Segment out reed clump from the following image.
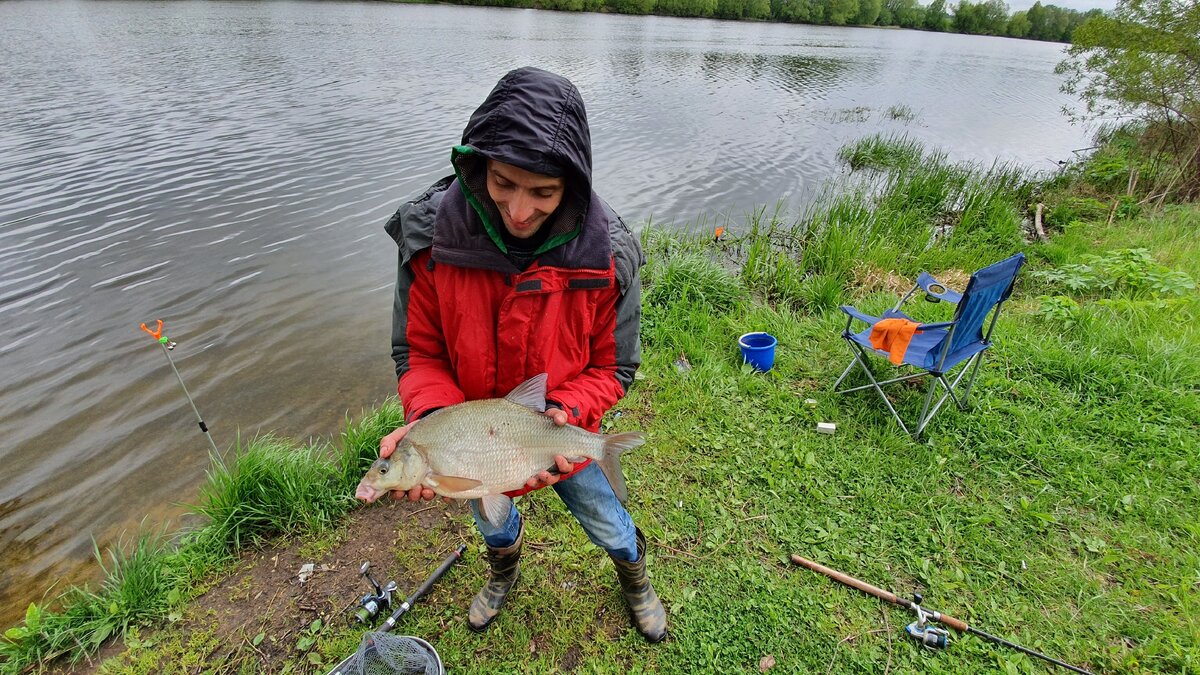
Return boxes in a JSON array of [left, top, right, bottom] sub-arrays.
[[645, 134, 1040, 316]]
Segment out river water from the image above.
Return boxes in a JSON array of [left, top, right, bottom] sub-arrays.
[[0, 0, 1088, 627]]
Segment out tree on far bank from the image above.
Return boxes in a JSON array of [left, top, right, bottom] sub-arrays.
[[657, 0, 717, 16], [605, 0, 657, 12], [855, 0, 884, 24], [1006, 9, 1031, 36], [444, 0, 1097, 42], [952, 0, 1008, 34], [924, 0, 950, 29], [746, 0, 773, 17], [826, 0, 861, 23], [1058, 0, 1200, 199], [886, 0, 927, 27]]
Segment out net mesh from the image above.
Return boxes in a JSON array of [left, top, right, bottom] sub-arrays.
[[342, 632, 442, 675]]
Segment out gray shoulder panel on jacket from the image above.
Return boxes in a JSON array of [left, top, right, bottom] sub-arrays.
[[599, 200, 645, 294], [384, 175, 454, 267]]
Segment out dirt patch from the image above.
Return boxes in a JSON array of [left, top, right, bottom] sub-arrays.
[[55, 500, 471, 675], [852, 265, 912, 296], [852, 265, 972, 299], [559, 643, 582, 670], [594, 603, 627, 641], [933, 268, 971, 291]]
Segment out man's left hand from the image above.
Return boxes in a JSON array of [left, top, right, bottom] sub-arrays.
[[543, 406, 568, 427], [524, 454, 575, 490]]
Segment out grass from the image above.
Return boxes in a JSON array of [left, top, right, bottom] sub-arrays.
[[4, 136, 1198, 674], [887, 104, 917, 121], [838, 133, 925, 171], [0, 532, 177, 667]]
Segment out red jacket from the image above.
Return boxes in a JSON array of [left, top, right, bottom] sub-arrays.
[[384, 71, 644, 496]]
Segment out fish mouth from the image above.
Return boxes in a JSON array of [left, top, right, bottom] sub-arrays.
[[355, 480, 380, 503]]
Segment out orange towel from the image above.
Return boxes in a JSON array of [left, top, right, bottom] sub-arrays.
[[869, 318, 923, 365]]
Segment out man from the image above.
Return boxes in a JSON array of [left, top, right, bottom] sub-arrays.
[[378, 67, 665, 643]]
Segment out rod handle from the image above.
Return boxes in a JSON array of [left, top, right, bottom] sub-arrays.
[[382, 543, 467, 631], [409, 543, 466, 601], [790, 554, 970, 632], [935, 610, 968, 632], [790, 554, 899, 604]]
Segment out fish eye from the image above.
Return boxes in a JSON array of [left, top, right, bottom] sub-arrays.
[[378, 465, 388, 475]]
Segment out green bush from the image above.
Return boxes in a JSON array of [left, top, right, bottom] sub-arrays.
[[1031, 248, 1196, 298]]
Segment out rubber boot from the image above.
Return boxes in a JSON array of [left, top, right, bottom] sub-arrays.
[[467, 523, 523, 631], [610, 528, 667, 643]]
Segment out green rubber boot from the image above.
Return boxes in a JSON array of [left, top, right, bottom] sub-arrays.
[[610, 528, 667, 643], [467, 524, 523, 631]]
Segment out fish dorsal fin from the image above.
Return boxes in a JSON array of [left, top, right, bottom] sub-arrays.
[[504, 373, 548, 412]]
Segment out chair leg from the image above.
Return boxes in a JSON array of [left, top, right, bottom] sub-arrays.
[[915, 376, 939, 439], [957, 353, 986, 409], [833, 358, 858, 390], [915, 375, 958, 439], [834, 338, 880, 392], [837, 342, 911, 436], [837, 342, 992, 440]]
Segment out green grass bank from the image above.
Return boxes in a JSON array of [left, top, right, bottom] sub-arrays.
[[3, 134, 1197, 674]]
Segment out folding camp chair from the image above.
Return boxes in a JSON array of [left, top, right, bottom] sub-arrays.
[[833, 253, 1026, 439]]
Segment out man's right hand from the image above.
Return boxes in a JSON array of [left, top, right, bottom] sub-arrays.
[[379, 422, 445, 503]]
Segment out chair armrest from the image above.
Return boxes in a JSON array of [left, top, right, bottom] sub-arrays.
[[917, 272, 963, 304], [839, 305, 880, 326], [917, 320, 955, 331]]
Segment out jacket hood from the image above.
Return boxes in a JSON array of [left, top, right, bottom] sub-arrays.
[[450, 67, 593, 255]]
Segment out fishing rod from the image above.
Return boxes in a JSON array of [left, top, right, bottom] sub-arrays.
[[138, 319, 225, 468], [790, 554, 1094, 675], [327, 543, 467, 675]]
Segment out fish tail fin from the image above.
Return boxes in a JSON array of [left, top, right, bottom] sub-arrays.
[[598, 432, 644, 505]]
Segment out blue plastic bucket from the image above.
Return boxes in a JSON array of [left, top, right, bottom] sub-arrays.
[[738, 332, 777, 372]]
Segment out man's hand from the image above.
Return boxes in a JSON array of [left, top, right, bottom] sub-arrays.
[[379, 421, 414, 459], [524, 446, 575, 493], [543, 406, 569, 427], [524, 408, 574, 489], [378, 422, 443, 503]]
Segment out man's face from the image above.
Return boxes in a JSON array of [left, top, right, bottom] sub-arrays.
[[485, 159, 566, 240]]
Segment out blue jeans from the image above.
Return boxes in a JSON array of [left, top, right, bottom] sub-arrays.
[[469, 462, 639, 561]]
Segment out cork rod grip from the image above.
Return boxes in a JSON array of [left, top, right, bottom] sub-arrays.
[[790, 554, 899, 603], [790, 553, 971, 633]]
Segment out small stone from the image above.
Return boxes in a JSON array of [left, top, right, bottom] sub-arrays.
[[759, 655, 776, 671]]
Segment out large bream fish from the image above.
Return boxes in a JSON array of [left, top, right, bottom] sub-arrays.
[[355, 374, 644, 526]]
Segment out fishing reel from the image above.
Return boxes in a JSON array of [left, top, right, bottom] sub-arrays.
[[904, 593, 950, 649], [350, 561, 398, 626]]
